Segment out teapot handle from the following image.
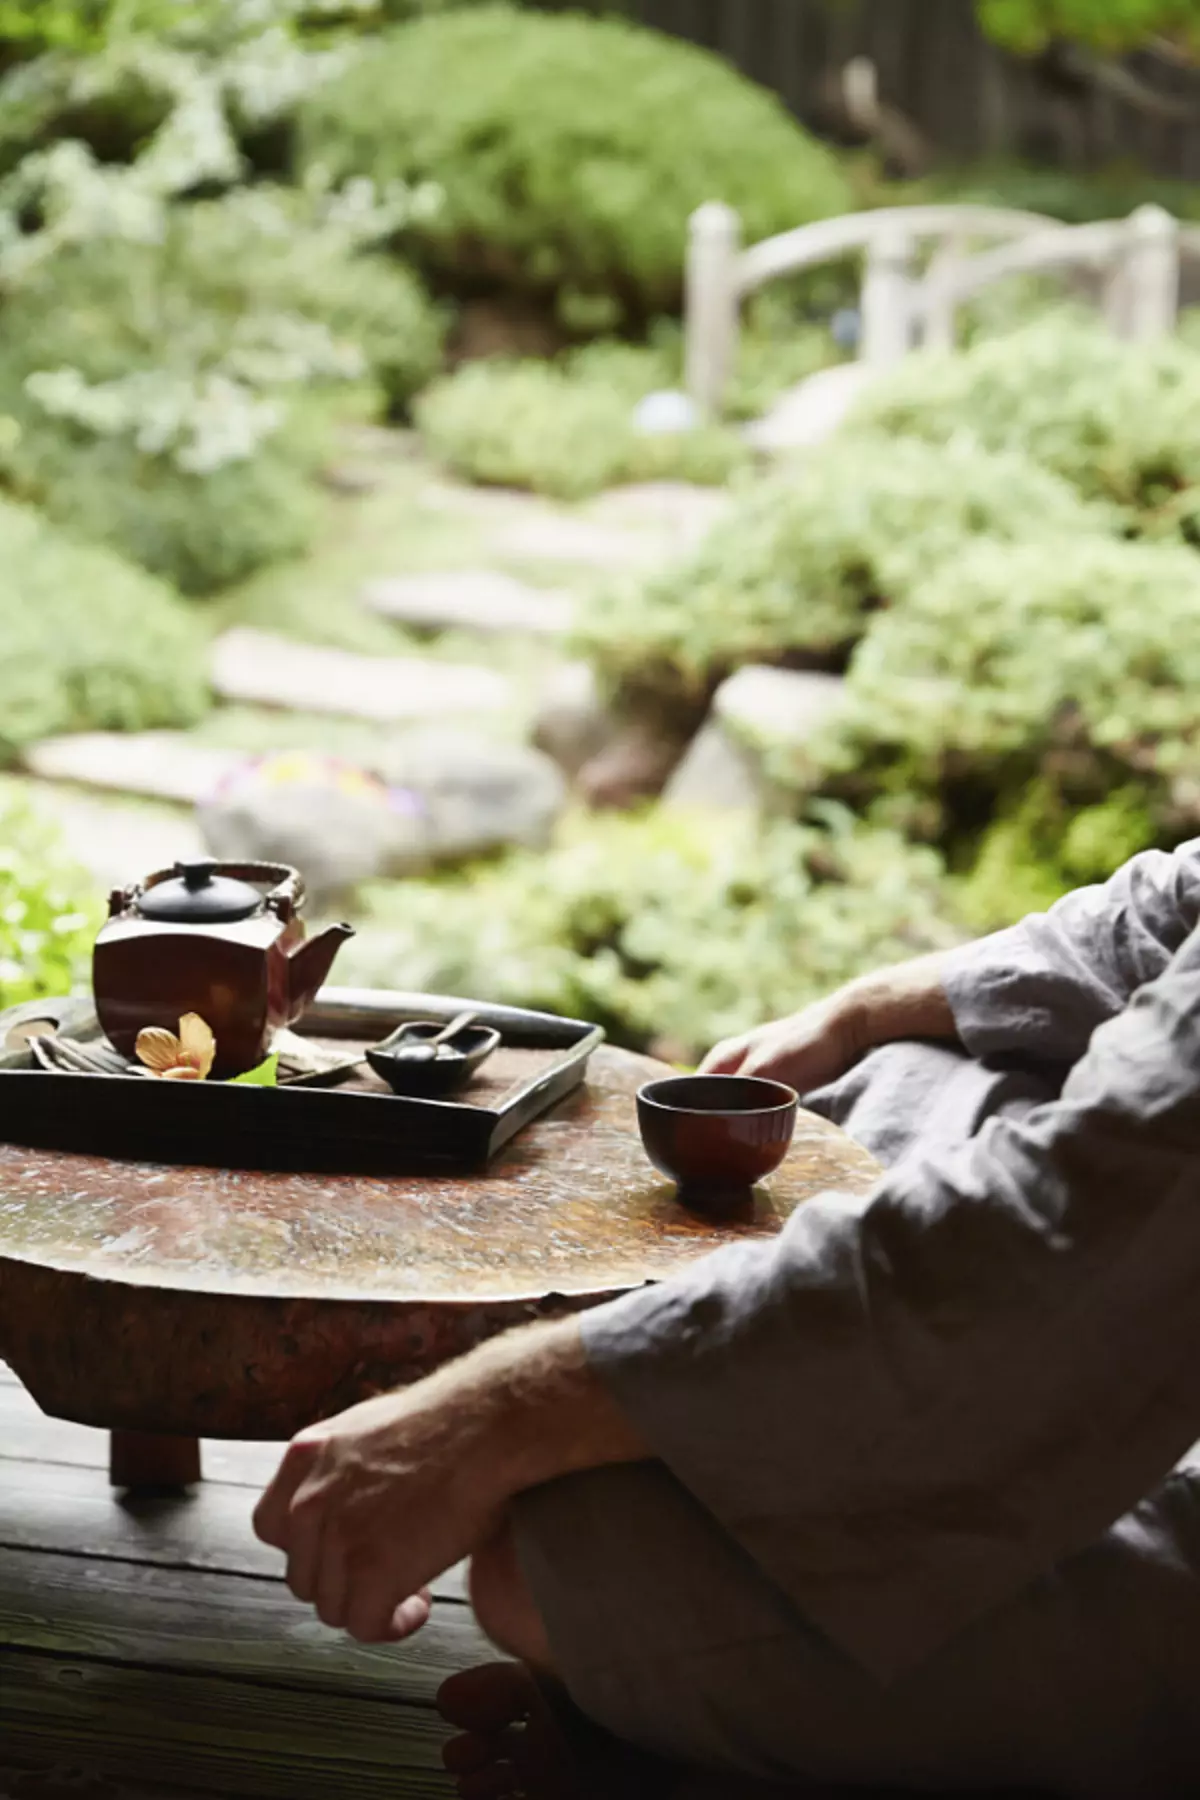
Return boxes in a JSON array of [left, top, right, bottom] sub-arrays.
[[112, 861, 307, 921]]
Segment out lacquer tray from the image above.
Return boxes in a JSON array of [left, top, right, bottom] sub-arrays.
[[0, 987, 604, 1173]]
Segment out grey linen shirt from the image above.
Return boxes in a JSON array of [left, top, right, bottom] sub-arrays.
[[581, 841, 1200, 1685]]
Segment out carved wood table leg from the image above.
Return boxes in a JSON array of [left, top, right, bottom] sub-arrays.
[[109, 1429, 203, 1490]]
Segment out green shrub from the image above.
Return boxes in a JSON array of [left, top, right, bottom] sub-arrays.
[[416, 355, 749, 501], [0, 796, 103, 1009], [341, 809, 964, 1059], [298, 4, 853, 329], [579, 435, 1112, 711], [0, 190, 444, 590], [808, 535, 1200, 857], [0, 495, 210, 763], [954, 779, 1162, 934], [854, 316, 1200, 524]]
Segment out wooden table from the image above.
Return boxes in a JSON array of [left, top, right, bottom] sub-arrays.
[[0, 1043, 879, 1489]]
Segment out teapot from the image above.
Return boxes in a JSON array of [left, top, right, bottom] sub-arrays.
[[93, 861, 354, 1079]]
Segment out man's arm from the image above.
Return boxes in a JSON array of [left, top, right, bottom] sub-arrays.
[[704, 840, 1200, 1089], [941, 839, 1200, 1064], [253, 1315, 648, 1644], [587, 916, 1200, 1682]]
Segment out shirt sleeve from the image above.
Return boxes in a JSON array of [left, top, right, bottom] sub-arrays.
[[938, 840, 1200, 1066], [583, 919, 1200, 1684]]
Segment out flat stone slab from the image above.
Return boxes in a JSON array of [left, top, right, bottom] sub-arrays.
[[418, 480, 662, 570], [587, 482, 733, 545], [210, 629, 512, 722], [22, 733, 242, 806], [362, 569, 575, 636]]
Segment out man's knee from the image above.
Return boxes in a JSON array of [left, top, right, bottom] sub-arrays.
[[468, 1518, 556, 1672]]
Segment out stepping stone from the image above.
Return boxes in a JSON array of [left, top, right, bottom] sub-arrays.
[[587, 482, 733, 547], [419, 481, 660, 570], [494, 512, 661, 570], [210, 629, 512, 723], [363, 570, 575, 636], [22, 733, 242, 806]]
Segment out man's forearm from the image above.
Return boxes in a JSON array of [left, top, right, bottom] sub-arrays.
[[838, 952, 959, 1057], [421, 1315, 651, 1505]]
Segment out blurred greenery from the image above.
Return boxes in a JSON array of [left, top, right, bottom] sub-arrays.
[[0, 494, 209, 764], [974, 1, 1200, 56], [0, 191, 443, 591], [298, 3, 853, 329], [341, 807, 965, 1060], [579, 433, 1114, 713], [416, 357, 751, 502], [854, 315, 1200, 523], [0, 796, 101, 1009], [804, 533, 1200, 884]]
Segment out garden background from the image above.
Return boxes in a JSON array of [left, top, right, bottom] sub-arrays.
[[5, 0, 1200, 1065]]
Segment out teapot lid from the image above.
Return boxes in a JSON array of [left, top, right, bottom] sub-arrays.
[[137, 861, 264, 925]]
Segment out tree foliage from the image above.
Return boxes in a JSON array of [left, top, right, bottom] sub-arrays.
[[299, 3, 853, 328], [976, 0, 1200, 56]]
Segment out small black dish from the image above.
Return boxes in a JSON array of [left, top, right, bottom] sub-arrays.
[[366, 1019, 502, 1097]]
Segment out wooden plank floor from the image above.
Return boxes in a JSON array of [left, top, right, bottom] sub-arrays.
[[0, 1364, 492, 1798]]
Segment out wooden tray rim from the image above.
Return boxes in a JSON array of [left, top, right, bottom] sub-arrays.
[[0, 985, 606, 1172]]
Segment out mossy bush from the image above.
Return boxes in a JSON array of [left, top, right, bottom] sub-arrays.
[[0, 794, 103, 1009], [298, 4, 853, 330], [0, 190, 444, 591], [805, 534, 1200, 868], [854, 316, 1200, 526], [340, 809, 964, 1060], [416, 355, 751, 502], [579, 435, 1111, 712], [0, 495, 210, 762]]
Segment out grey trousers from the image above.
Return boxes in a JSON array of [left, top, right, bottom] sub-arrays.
[[514, 1041, 1200, 1797]]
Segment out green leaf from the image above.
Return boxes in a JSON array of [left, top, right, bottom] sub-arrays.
[[230, 1054, 279, 1087]]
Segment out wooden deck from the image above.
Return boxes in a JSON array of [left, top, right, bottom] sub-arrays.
[[0, 1363, 491, 1799]]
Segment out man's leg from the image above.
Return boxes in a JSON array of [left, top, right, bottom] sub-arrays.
[[465, 1455, 1199, 1798]]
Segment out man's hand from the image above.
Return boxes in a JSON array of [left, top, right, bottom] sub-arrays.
[[701, 953, 958, 1093], [253, 1317, 648, 1644]]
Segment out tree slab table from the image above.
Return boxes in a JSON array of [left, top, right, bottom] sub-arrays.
[[0, 1042, 880, 1489]]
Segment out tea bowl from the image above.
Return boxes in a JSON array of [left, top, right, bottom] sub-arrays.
[[637, 1074, 798, 1206]]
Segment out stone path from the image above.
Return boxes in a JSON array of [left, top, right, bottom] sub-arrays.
[[210, 629, 513, 722], [14, 465, 734, 890]]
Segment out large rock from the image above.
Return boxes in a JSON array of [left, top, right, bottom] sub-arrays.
[[532, 662, 619, 780], [665, 666, 846, 812], [198, 738, 567, 905]]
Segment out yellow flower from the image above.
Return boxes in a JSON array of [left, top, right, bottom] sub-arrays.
[[136, 1013, 216, 1081]]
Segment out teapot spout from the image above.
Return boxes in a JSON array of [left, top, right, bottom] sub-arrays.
[[287, 922, 355, 1019]]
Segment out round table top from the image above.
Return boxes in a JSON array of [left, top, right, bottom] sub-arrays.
[[0, 1044, 881, 1437], [0, 1045, 879, 1304]]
